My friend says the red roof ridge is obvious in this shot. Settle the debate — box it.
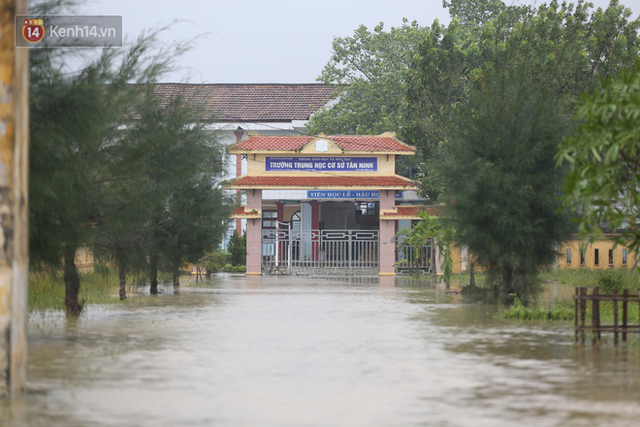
[230,133,415,154]
[223,174,418,190]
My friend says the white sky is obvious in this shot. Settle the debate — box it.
[77,0,640,83]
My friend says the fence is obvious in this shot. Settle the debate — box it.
[395,241,433,275]
[574,287,640,344]
[262,228,379,274]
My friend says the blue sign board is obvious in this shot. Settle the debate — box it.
[307,190,380,199]
[306,190,404,199]
[266,156,377,172]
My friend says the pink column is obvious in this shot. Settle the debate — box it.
[379,190,396,276]
[311,202,320,261]
[246,189,262,275]
[434,240,442,277]
[234,129,244,233]
[275,202,284,262]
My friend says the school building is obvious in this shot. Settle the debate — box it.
[223,132,440,276]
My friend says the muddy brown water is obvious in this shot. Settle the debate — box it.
[2,275,640,427]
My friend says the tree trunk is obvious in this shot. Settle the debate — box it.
[432,239,437,283]
[63,243,83,315]
[172,258,180,288]
[149,255,158,295]
[117,250,127,300]
[469,262,476,287]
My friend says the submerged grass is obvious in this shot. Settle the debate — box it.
[29,269,120,312]
[448,268,640,322]
[496,297,575,321]
[491,268,640,322]
[29,268,172,312]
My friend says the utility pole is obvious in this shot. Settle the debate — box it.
[0,0,30,397]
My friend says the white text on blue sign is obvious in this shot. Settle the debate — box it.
[266,157,377,172]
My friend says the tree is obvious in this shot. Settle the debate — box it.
[438,52,572,305]
[404,0,640,200]
[29,0,208,308]
[307,19,425,136]
[115,86,231,294]
[162,175,231,288]
[29,39,144,313]
[227,230,246,266]
[557,60,640,257]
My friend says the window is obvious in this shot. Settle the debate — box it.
[566,248,571,264]
[290,211,301,231]
[262,210,277,229]
[623,249,628,266]
[594,249,599,266]
[358,202,377,216]
[609,249,614,266]
[580,250,585,266]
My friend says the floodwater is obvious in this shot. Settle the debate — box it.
[2,275,640,427]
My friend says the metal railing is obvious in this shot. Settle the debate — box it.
[262,228,379,274]
[395,240,433,275]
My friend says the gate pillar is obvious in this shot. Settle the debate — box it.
[379,190,396,276]
[246,189,262,275]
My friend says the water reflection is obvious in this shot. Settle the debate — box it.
[1,275,639,427]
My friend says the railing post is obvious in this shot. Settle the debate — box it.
[592,287,600,345]
[580,287,587,344]
[288,223,292,274]
[622,289,629,343]
[613,289,619,345]
[574,287,579,344]
[348,231,352,271]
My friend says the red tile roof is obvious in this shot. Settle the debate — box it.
[230,135,415,153]
[381,205,441,218]
[224,175,418,189]
[149,84,338,122]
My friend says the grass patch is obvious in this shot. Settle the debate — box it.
[29,267,173,312]
[222,264,246,273]
[29,269,120,312]
[496,297,574,321]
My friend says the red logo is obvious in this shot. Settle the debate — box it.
[22,19,45,43]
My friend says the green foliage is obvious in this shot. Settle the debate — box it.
[227,230,246,266]
[496,297,574,321]
[396,210,454,284]
[596,268,639,294]
[199,250,231,273]
[405,0,640,201]
[29,269,120,312]
[437,33,573,305]
[222,264,247,273]
[29,0,231,307]
[557,59,640,255]
[538,267,600,288]
[308,19,425,136]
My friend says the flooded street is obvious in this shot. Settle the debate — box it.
[2,275,640,426]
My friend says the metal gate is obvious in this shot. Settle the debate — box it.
[262,226,379,275]
[395,239,433,276]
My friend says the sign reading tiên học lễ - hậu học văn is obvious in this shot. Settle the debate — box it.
[307,190,380,199]
[265,157,377,172]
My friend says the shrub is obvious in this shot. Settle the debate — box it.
[596,268,638,293]
[222,263,246,273]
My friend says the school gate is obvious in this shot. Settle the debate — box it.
[224,133,438,276]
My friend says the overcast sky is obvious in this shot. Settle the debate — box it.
[78,0,640,84]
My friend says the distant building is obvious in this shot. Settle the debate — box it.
[150,83,340,247]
